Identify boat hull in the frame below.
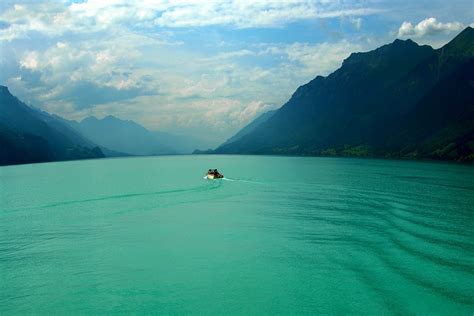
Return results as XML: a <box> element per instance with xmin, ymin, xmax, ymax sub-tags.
<box><xmin>206</xmin><ymin>174</ymin><xmax>224</xmax><ymax>179</ymax></box>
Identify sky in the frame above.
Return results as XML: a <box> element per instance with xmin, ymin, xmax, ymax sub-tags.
<box><xmin>0</xmin><ymin>0</ymin><xmax>473</xmax><ymax>146</ymax></box>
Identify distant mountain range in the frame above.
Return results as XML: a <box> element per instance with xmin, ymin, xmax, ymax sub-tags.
<box><xmin>67</xmin><ymin>116</ymin><xmax>210</xmax><ymax>156</ymax></box>
<box><xmin>210</xmin><ymin>27</ymin><xmax>474</xmax><ymax>162</ymax></box>
<box><xmin>0</xmin><ymin>87</ymin><xmax>207</xmax><ymax>166</ymax></box>
<box><xmin>69</xmin><ymin>116</ymin><xmax>176</xmax><ymax>156</ymax></box>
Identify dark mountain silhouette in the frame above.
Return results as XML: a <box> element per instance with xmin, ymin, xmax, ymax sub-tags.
<box><xmin>0</xmin><ymin>123</ymin><xmax>54</xmax><ymax>165</ymax></box>
<box><xmin>0</xmin><ymin>86</ymin><xmax>104</xmax><ymax>166</ymax></box>
<box><xmin>0</xmin><ymin>85</ymin><xmax>208</xmax><ymax>166</ymax></box>
<box><xmin>214</xmin><ymin>27</ymin><xmax>474</xmax><ymax>162</ymax></box>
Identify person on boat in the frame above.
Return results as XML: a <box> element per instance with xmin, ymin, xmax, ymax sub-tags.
<box><xmin>206</xmin><ymin>168</ymin><xmax>223</xmax><ymax>178</ymax></box>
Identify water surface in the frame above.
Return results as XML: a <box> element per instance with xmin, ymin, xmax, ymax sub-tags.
<box><xmin>1</xmin><ymin>156</ymin><xmax>473</xmax><ymax>314</ymax></box>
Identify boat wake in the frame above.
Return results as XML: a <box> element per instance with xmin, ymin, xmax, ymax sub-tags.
<box><xmin>202</xmin><ymin>174</ymin><xmax>263</xmax><ymax>185</ymax></box>
<box><xmin>203</xmin><ymin>176</ymin><xmax>234</xmax><ymax>181</ymax></box>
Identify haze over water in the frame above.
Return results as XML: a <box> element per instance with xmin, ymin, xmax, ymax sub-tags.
<box><xmin>0</xmin><ymin>156</ymin><xmax>473</xmax><ymax>314</ymax></box>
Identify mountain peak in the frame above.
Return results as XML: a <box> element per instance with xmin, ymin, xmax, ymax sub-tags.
<box><xmin>342</xmin><ymin>37</ymin><xmax>431</xmax><ymax>68</ymax></box>
<box><xmin>0</xmin><ymin>85</ymin><xmax>11</xmax><ymax>95</ymax></box>
<box><xmin>440</xmin><ymin>26</ymin><xmax>474</xmax><ymax>56</ymax></box>
<box><xmin>102</xmin><ymin>115</ymin><xmax>136</xmax><ymax>125</ymax></box>
<box><xmin>455</xmin><ymin>26</ymin><xmax>474</xmax><ymax>39</ymax></box>
<box><xmin>81</xmin><ymin>116</ymin><xmax>99</xmax><ymax>123</ymax></box>
<box><xmin>103</xmin><ymin>115</ymin><xmax>120</xmax><ymax>121</ymax></box>
<box><xmin>82</xmin><ymin>115</ymin><xmax>123</xmax><ymax>124</ymax></box>
<box><xmin>382</xmin><ymin>38</ymin><xmax>422</xmax><ymax>53</ymax></box>
<box><xmin>392</xmin><ymin>38</ymin><xmax>417</xmax><ymax>46</ymax></box>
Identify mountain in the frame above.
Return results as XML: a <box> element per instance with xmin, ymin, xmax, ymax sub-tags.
<box><xmin>194</xmin><ymin>110</ymin><xmax>276</xmax><ymax>154</ymax></box>
<box><xmin>0</xmin><ymin>123</ymin><xmax>54</xmax><ymax>165</ymax></box>
<box><xmin>149</xmin><ymin>131</ymin><xmax>212</xmax><ymax>154</ymax></box>
<box><xmin>74</xmin><ymin>116</ymin><xmax>176</xmax><ymax>156</ymax></box>
<box><xmin>0</xmin><ymin>86</ymin><xmax>104</xmax><ymax>166</ymax></box>
<box><xmin>214</xmin><ymin>27</ymin><xmax>474</xmax><ymax>162</ymax></box>
<box><xmin>56</xmin><ymin>116</ymin><xmax>131</xmax><ymax>157</ymax></box>
<box><xmin>72</xmin><ymin>115</ymin><xmax>211</xmax><ymax>155</ymax></box>
<box><xmin>223</xmin><ymin>110</ymin><xmax>276</xmax><ymax>146</ymax></box>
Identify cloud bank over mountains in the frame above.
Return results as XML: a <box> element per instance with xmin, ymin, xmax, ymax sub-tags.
<box><xmin>0</xmin><ymin>0</ymin><xmax>472</xmax><ymax>144</ymax></box>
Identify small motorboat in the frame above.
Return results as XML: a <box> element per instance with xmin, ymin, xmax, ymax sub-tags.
<box><xmin>206</xmin><ymin>169</ymin><xmax>224</xmax><ymax>179</ymax></box>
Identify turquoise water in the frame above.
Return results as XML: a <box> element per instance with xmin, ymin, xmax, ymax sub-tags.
<box><xmin>0</xmin><ymin>155</ymin><xmax>473</xmax><ymax>315</ymax></box>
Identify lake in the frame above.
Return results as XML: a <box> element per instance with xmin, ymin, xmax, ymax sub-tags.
<box><xmin>0</xmin><ymin>155</ymin><xmax>473</xmax><ymax>314</ymax></box>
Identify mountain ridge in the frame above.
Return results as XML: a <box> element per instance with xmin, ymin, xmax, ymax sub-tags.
<box><xmin>213</xmin><ymin>27</ymin><xmax>474</xmax><ymax>162</ymax></box>
<box><xmin>72</xmin><ymin>115</ymin><xmax>176</xmax><ymax>156</ymax></box>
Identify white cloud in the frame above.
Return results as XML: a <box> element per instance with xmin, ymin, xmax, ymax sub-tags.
<box><xmin>398</xmin><ymin>17</ymin><xmax>465</xmax><ymax>38</ymax></box>
<box><xmin>0</xmin><ymin>2</ymin><xmax>71</xmax><ymax>41</ymax></box>
<box><xmin>229</xmin><ymin>100</ymin><xmax>275</xmax><ymax>126</ymax></box>
<box><xmin>351</xmin><ymin>17</ymin><xmax>362</xmax><ymax>31</ymax></box>
<box><xmin>201</xmin><ymin>49</ymin><xmax>255</xmax><ymax>61</ymax></box>
<box><xmin>153</xmin><ymin>2</ymin><xmax>379</xmax><ymax>28</ymax></box>
<box><xmin>261</xmin><ymin>40</ymin><xmax>363</xmax><ymax>77</ymax></box>
<box><xmin>19</xmin><ymin>51</ymin><xmax>39</xmax><ymax>70</ymax></box>
<box><xmin>0</xmin><ymin>0</ymin><xmax>380</xmax><ymax>41</ymax></box>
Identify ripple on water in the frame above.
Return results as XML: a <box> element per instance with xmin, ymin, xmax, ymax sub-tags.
<box><xmin>272</xmin><ymin>180</ymin><xmax>473</xmax><ymax>309</ymax></box>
